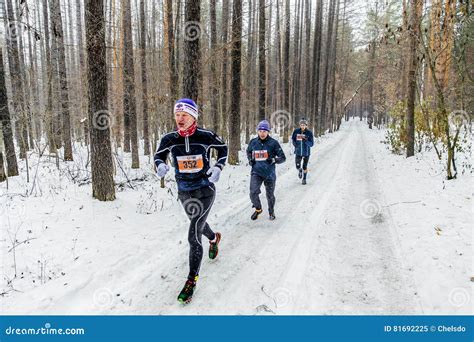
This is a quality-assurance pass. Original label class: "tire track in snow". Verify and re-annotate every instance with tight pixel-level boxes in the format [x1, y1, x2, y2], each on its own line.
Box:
[121, 123, 353, 314]
[188, 122, 356, 313]
[283, 121, 421, 314]
[272, 122, 358, 314]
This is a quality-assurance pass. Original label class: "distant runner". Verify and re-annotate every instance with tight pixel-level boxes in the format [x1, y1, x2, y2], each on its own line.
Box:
[247, 120, 286, 221]
[291, 118, 314, 185]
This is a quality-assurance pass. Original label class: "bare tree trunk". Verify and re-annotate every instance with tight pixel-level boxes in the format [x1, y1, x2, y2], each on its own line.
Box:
[139, 0, 150, 155]
[266, 0, 274, 111]
[183, 0, 201, 102]
[406, 0, 422, 157]
[228, 0, 243, 164]
[175, 0, 182, 94]
[0, 48, 19, 177]
[112, 0, 124, 147]
[366, 2, 380, 131]
[319, 0, 336, 135]
[310, 0, 323, 134]
[150, 0, 158, 145]
[27, 2, 39, 148]
[275, 0, 283, 111]
[367, 41, 376, 130]
[399, 0, 409, 101]
[336, 0, 349, 128]
[41, 0, 56, 153]
[303, 0, 311, 116]
[220, 0, 230, 136]
[3, 0, 27, 159]
[15, 1, 31, 152]
[15, 1, 34, 150]
[85, 0, 116, 201]
[66, 0, 75, 82]
[121, 2, 130, 152]
[282, 0, 290, 142]
[122, 0, 139, 167]
[291, 0, 303, 126]
[28, 2, 42, 145]
[49, 0, 62, 150]
[33, 1, 43, 141]
[76, 0, 89, 145]
[165, 0, 178, 131]
[51, 0, 74, 161]
[328, 0, 340, 132]
[258, 0, 266, 121]
[0, 152, 6, 182]
[245, 0, 255, 143]
[209, 0, 218, 131]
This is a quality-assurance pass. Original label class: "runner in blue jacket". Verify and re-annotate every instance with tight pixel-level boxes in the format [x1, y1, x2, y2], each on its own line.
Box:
[154, 98, 227, 304]
[291, 118, 314, 185]
[246, 120, 286, 221]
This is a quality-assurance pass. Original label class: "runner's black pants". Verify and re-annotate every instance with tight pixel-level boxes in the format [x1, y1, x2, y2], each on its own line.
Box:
[249, 174, 276, 214]
[178, 183, 216, 281]
[295, 155, 310, 171]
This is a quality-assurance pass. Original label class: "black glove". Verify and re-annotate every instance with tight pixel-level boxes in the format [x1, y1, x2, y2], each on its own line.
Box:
[266, 157, 276, 165]
[249, 159, 256, 166]
[302, 135, 308, 141]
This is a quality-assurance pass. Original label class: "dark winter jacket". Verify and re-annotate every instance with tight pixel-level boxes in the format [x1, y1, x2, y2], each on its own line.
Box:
[291, 128, 314, 157]
[154, 127, 228, 192]
[246, 135, 286, 180]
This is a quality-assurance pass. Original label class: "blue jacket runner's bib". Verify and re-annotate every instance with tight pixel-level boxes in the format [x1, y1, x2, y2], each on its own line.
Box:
[291, 128, 314, 157]
[246, 136, 286, 180]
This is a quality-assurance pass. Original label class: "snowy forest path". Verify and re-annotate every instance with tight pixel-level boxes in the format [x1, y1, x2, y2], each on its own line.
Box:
[0, 120, 423, 315]
[129, 118, 352, 314]
[185, 119, 422, 314]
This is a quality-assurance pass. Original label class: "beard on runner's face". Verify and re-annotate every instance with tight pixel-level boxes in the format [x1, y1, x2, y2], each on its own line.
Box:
[175, 112, 195, 130]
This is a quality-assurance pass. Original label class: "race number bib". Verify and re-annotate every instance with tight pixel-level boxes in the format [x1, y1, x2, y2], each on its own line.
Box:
[296, 134, 305, 141]
[253, 150, 269, 161]
[176, 155, 204, 173]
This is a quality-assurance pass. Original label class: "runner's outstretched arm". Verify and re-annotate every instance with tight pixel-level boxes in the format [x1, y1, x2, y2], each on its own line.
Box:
[211, 133, 228, 169]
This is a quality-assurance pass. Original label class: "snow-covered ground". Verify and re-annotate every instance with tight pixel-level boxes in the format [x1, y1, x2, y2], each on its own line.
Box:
[0, 119, 472, 315]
